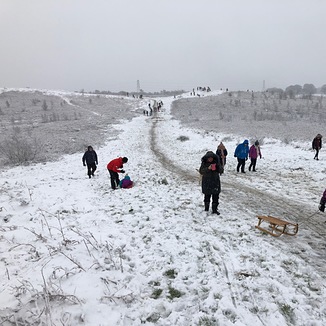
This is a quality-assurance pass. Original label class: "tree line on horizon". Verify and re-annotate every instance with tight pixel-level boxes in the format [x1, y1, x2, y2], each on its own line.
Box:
[77, 88, 185, 97]
[266, 83, 326, 99]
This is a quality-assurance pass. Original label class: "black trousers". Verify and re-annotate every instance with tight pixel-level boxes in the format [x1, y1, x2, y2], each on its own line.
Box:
[109, 170, 120, 189]
[314, 149, 320, 159]
[249, 158, 257, 171]
[237, 158, 246, 172]
[204, 193, 219, 205]
[87, 163, 97, 177]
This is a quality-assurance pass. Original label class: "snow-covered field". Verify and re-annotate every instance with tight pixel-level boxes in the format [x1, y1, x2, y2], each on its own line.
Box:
[1, 89, 326, 325]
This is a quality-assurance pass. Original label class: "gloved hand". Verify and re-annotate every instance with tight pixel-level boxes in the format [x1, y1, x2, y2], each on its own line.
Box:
[234, 154, 236, 157]
[319, 203, 325, 212]
[120, 169, 125, 173]
[83, 163, 86, 166]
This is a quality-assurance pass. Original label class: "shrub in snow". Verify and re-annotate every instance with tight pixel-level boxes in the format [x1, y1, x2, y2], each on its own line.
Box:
[0, 132, 40, 164]
[177, 135, 189, 142]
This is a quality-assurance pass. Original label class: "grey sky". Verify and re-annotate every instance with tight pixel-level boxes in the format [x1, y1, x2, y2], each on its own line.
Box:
[1, 0, 325, 92]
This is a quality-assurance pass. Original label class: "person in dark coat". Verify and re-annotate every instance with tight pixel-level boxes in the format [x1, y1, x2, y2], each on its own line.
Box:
[312, 134, 322, 160]
[107, 156, 128, 190]
[234, 139, 249, 173]
[199, 151, 223, 215]
[319, 189, 326, 212]
[82, 146, 98, 178]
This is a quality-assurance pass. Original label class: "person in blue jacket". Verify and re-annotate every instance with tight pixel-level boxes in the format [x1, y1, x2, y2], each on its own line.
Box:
[234, 139, 249, 173]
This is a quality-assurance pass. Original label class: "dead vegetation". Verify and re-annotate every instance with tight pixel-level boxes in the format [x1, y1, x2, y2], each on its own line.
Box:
[0, 90, 142, 166]
[0, 207, 130, 324]
[172, 91, 325, 143]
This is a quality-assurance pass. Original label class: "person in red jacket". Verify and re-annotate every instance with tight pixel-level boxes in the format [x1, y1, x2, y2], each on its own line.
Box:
[107, 157, 128, 189]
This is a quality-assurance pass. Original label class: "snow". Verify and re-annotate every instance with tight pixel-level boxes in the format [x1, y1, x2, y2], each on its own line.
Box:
[0, 90, 326, 325]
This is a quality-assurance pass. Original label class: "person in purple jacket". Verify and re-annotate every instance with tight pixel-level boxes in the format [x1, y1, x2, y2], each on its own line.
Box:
[319, 189, 326, 212]
[119, 175, 133, 188]
[248, 140, 262, 172]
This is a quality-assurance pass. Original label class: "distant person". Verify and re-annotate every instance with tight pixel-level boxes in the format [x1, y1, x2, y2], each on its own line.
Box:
[82, 146, 98, 178]
[216, 142, 228, 168]
[319, 188, 326, 212]
[312, 134, 322, 160]
[107, 156, 128, 190]
[234, 140, 249, 173]
[119, 175, 133, 188]
[248, 140, 262, 172]
[199, 151, 223, 215]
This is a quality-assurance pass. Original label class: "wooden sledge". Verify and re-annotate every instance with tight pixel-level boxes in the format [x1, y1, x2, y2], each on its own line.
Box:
[256, 215, 298, 237]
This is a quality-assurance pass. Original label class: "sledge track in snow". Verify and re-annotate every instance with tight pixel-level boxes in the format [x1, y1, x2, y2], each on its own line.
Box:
[149, 114, 326, 276]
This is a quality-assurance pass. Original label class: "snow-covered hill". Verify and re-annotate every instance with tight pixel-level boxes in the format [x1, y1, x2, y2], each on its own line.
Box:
[0, 90, 326, 325]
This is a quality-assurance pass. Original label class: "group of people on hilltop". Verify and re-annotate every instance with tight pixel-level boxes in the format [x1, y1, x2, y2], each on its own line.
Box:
[82, 146, 132, 189]
[190, 86, 211, 96]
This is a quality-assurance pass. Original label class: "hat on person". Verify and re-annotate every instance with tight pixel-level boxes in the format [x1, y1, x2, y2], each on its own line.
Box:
[122, 157, 128, 163]
[255, 140, 259, 146]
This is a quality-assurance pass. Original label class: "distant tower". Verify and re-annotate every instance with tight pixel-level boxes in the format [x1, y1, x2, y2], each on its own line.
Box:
[262, 80, 265, 92]
[137, 80, 140, 93]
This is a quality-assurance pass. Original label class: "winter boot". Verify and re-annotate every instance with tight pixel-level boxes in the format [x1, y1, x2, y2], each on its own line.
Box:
[204, 202, 210, 212]
[212, 203, 220, 215]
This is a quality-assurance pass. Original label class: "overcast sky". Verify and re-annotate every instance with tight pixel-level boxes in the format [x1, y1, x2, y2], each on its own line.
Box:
[1, 0, 325, 92]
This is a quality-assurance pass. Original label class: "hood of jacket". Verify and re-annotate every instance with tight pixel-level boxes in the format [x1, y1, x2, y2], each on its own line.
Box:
[201, 151, 218, 162]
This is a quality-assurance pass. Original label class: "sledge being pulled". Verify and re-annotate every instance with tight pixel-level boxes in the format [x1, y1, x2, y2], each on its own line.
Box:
[256, 215, 298, 237]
